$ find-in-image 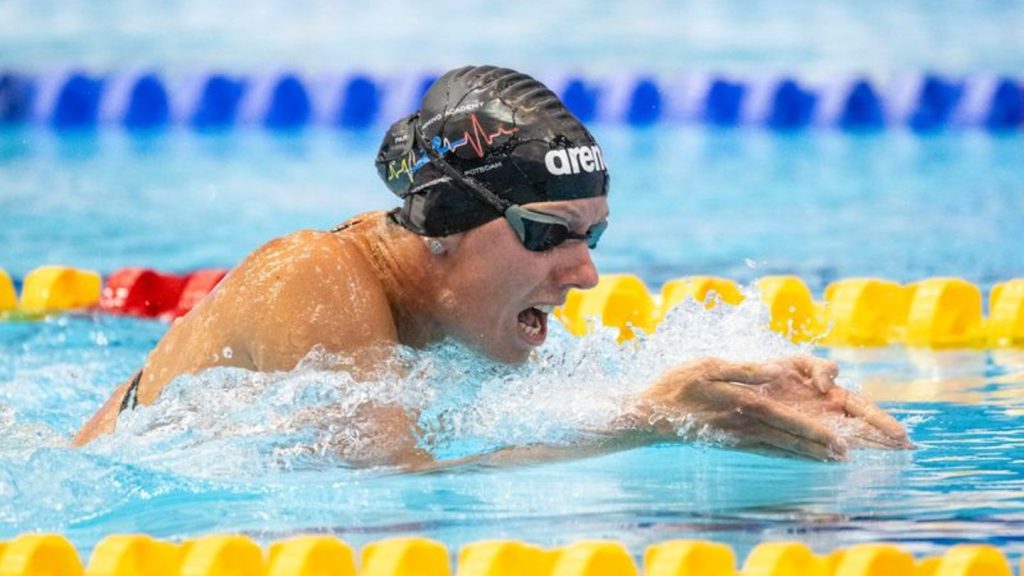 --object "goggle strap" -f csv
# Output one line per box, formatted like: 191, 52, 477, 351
412, 121, 606, 251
